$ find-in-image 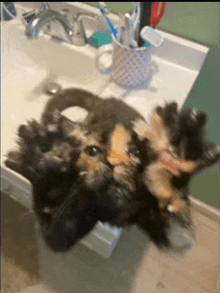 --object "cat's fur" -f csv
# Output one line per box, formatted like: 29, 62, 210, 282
41, 88, 150, 194
41, 89, 220, 214
133, 102, 220, 214
5, 88, 220, 252
5, 118, 170, 251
